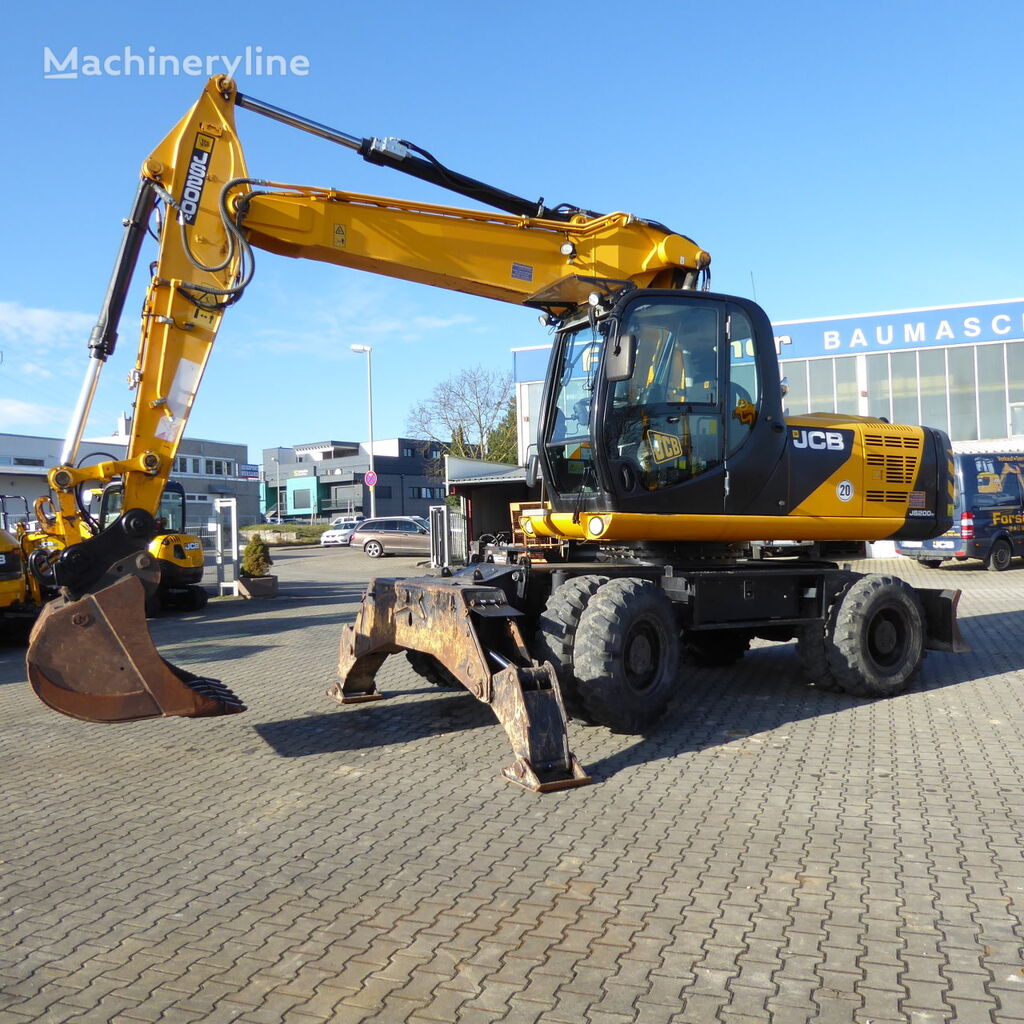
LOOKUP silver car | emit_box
[351,516,430,558]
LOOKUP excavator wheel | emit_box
[531,574,608,722]
[572,577,680,733]
[25,574,245,722]
[824,575,925,698]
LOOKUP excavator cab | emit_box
[98,480,186,533]
[538,290,788,522]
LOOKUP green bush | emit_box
[240,534,274,578]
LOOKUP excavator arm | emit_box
[26,76,709,786]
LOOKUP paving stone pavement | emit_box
[2,548,1023,1024]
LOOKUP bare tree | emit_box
[407,365,518,466]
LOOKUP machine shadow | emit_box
[252,607,1009,779]
[254,688,494,757]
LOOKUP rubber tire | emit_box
[406,650,460,688]
[573,577,680,733]
[826,575,925,698]
[680,629,751,667]
[190,587,209,611]
[986,539,1013,572]
[532,574,608,720]
[797,572,857,693]
[920,560,944,569]
[364,540,384,558]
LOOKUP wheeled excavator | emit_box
[25,77,965,791]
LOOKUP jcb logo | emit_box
[647,430,683,464]
[791,429,845,451]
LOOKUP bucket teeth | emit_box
[184,677,246,711]
[163,660,246,711]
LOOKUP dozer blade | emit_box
[332,571,590,792]
[25,574,245,722]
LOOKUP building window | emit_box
[978,344,1007,440]
[919,349,949,434]
[293,487,311,510]
[13,457,45,467]
[186,493,211,502]
[864,353,890,421]
[401,446,415,458]
[782,360,809,416]
[948,347,978,440]
[409,486,443,499]
[834,357,858,414]
[808,359,835,415]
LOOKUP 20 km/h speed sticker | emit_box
[836,480,854,502]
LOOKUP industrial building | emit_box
[0,426,260,526]
[260,438,447,521]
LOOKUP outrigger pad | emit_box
[26,574,245,722]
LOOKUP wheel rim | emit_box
[994,543,1011,569]
[866,606,907,671]
[623,619,663,692]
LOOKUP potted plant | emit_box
[238,534,278,599]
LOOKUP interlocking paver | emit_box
[4,552,1024,1023]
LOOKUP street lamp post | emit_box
[350,344,376,518]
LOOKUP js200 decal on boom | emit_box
[26,77,965,791]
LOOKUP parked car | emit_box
[263,513,284,524]
[350,516,430,558]
[320,525,358,547]
[897,451,1024,571]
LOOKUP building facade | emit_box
[260,438,446,521]
[0,431,260,526]
[773,298,1024,442]
[512,298,1024,456]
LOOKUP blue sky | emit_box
[2,1,1023,460]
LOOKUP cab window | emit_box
[604,300,721,492]
[727,306,760,455]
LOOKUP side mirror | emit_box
[525,451,540,489]
[605,332,636,382]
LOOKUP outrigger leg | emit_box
[330,570,590,792]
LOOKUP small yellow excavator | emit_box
[25,77,965,790]
[1,496,61,640]
[95,481,208,614]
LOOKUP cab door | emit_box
[595,292,786,517]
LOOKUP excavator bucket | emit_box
[331,569,590,792]
[25,574,244,722]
